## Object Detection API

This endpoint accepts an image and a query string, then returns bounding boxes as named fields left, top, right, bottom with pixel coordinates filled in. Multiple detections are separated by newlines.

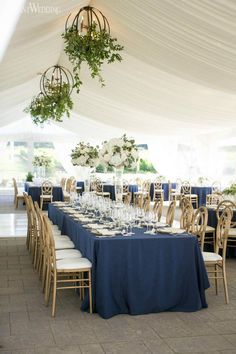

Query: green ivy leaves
left=62, top=24, right=124, bottom=93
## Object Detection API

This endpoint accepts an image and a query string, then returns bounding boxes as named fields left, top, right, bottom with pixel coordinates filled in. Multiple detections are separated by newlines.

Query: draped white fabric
left=0, top=0, right=236, bottom=135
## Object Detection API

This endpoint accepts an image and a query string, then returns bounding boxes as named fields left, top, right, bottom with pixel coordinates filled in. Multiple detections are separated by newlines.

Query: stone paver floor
left=0, top=238, right=236, bottom=354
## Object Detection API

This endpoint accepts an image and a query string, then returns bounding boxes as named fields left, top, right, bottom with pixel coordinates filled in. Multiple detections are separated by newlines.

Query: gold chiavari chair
left=40, top=180, right=53, bottom=209
left=133, top=180, right=151, bottom=205
left=216, top=200, right=236, bottom=250
left=180, top=200, right=194, bottom=232
left=43, top=215, right=92, bottom=317
left=153, top=178, right=164, bottom=201
left=153, top=198, right=163, bottom=222
left=202, top=207, right=232, bottom=304
left=206, top=181, right=222, bottom=206
left=191, top=206, right=208, bottom=251
left=95, top=178, right=110, bottom=198
left=123, top=192, right=132, bottom=205
left=60, top=177, right=66, bottom=191
left=169, top=179, right=182, bottom=202
left=13, top=177, right=24, bottom=209
left=181, top=181, right=198, bottom=208
left=166, top=201, right=176, bottom=227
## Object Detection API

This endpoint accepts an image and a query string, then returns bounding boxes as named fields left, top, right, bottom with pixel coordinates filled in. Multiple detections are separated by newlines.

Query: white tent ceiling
left=0, top=0, right=236, bottom=136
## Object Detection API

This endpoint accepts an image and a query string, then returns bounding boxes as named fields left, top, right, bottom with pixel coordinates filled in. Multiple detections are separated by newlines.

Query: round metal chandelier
left=40, top=65, right=74, bottom=97
left=65, top=6, right=110, bottom=35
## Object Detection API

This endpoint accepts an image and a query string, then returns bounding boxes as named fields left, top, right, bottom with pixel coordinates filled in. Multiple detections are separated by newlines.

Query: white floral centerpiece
left=71, top=142, right=99, bottom=167
left=99, top=134, right=139, bottom=203
left=33, top=155, right=51, bottom=179
left=99, top=134, right=139, bottom=169
left=33, top=155, right=51, bottom=167
left=71, top=142, right=99, bottom=192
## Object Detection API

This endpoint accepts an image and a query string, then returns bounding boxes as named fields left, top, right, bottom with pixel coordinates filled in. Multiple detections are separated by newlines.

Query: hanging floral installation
left=62, top=6, right=124, bottom=93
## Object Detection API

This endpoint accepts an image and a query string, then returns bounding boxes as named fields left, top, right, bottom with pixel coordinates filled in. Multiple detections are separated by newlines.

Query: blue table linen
left=48, top=204, right=209, bottom=319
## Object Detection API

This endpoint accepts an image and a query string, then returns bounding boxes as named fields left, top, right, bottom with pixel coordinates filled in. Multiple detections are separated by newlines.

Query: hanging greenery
left=62, top=23, right=124, bottom=93
left=24, top=83, right=73, bottom=125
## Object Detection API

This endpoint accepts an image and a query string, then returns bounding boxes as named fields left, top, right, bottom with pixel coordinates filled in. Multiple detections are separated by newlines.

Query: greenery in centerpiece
left=33, top=155, right=52, bottom=167
left=99, top=134, right=139, bottom=169
left=24, top=83, right=73, bottom=125
left=71, top=142, right=99, bottom=167
left=62, top=23, right=124, bottom=93
left=223, top=183, right=236, bottom=196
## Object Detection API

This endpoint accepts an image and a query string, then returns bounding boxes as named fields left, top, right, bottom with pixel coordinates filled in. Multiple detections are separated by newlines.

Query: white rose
left=103, top=153, right=111, bottom=162
left=78, top=156, right=87, bottom=165
left=110, top=154, right=122, bottom=167
left=108, top=138, right=123, bottom=149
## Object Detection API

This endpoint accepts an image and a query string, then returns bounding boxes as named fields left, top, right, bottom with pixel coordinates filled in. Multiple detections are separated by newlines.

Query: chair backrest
left=65, top=177, right=74, bottom=193
left=191, top=206, right=208, bottom=251
left=166, top=201, right=176, bottom=226
left=42, top=214, right=56, bottom=270
left=215, top=207, right=232, bottom=259
left=216, top=200, right=236, bottom=228
left=180, top=203, right=194, bottom=231
left=181, top=181, right=191, bottom=195
left=206, top=193, right=222, bottom=206
left=34, top=201, right=45, bottom=249
left=142, top=195, right=151, bottom=212
left=123, top=180, right=129, bottom=193
left=153, top=198, right=163, bottom=222
left=95, top=178, right=103, bottom=193
left=41, top=180, right=53, bottom=196
left=123, top=192, right=132, bottom=205
left=60, top=177, right=66, bottom=190
left=154, top=178, right=162, bottom=190
left=12, top=177, right=18, bottom=195
left=142, top=180, right=151, bottom=193
left=180, top=196, right=192, bottom=211
left=70, top=179, right=77, bottom=193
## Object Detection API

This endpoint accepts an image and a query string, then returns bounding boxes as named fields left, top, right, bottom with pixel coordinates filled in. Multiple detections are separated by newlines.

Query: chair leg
left=45, top=264, right=51, bottom=304
left=214, top=264, right=218, bottom=295
left=222, top=264, right=229, bottom=304
left=88, top=270, right=93, bottom=314
left=15, top=197, right=18, bottom=209
left=52, top=273, right=57, bottom=317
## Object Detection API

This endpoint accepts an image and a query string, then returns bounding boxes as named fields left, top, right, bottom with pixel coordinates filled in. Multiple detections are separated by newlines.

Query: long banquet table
left=48, top=204, right=209, bottom=319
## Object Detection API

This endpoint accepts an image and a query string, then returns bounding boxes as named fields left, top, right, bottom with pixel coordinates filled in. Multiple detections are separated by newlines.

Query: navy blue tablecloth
left=150, top=183, right=176, bottom=201
left=24, top=183, right=64, bottom=206
left=191, top=187, right=212, bottom=206
left=48, top=204, right=209, bottom=319
left=76, top=181, right=85, bottom=193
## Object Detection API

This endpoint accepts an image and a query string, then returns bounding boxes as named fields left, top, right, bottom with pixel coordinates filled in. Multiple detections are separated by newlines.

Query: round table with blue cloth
left=24, top=182, right=64, bottom=209
left=103, top=184, right=138, bottom=201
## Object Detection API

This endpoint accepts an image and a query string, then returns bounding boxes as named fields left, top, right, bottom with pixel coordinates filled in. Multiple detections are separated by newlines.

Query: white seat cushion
left=40, top=195, right=52, bottom=199
left=56, top=249, right=82, bottom=260
left=205, top=225, right=215, bottom=232
left=55, top=239, right=75, bottom=250
left=54, top=235, right=70, bottom=241
left=228, top=228, right=236, bottom=237
left=56, top=257, right=92, bottom=270
left=202, top=251, right=222, bottom=262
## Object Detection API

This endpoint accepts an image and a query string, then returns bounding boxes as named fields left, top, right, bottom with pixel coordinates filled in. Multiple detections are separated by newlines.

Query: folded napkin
left=86, top=223, right=106, bottom=229
left=93, top=229, right=119, bottom=237
left=156, top=227, right=186, bottom=234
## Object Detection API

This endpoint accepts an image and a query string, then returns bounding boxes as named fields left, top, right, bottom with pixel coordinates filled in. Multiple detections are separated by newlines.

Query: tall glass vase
left=84, top=166, right=91, bottom=193
left=114, top=166, right=124, bottom=203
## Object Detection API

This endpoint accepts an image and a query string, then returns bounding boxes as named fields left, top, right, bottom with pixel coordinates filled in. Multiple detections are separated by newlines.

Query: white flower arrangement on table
left=99, top=134, right=139, bottom=169
left=33, top=155, right=51, bottom=167
left=71, top=142, right=99, bottom=167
